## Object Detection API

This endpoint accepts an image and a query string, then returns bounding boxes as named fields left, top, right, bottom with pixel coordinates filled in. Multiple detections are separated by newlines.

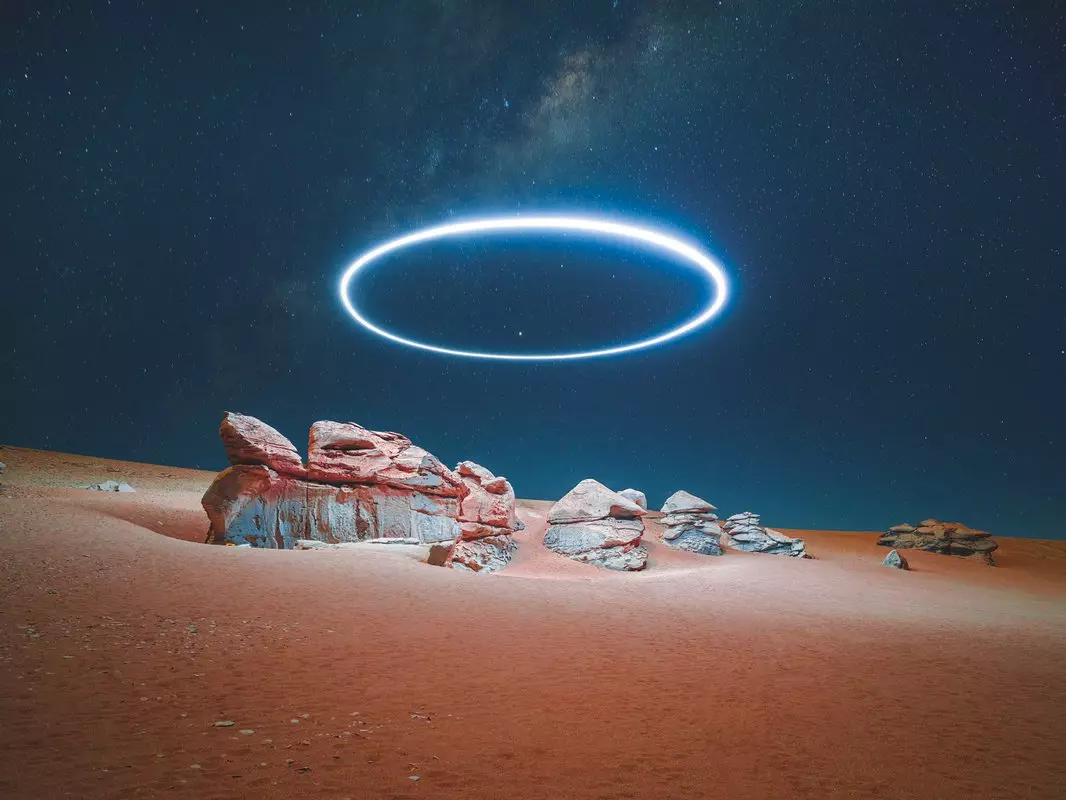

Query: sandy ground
left=1, top=445, right=1064, bottom=800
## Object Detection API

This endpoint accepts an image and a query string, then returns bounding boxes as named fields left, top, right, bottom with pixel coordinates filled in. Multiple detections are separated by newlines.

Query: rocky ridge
left=878, top=519, right=997, bottom=564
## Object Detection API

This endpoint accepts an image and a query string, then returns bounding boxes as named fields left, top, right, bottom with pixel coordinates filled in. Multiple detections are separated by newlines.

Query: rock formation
left=617, top=488, right=647, bottom=510
left=543, top=479, right=648, bottom=571
left=878, top=519, right=997, bottom=564
left=658, top=490, right=723, bottom=555
left=203, top=412, right=467, bottom=549
left=445, top=461, right=520, bottom=572
left=882, top=549, right=909, bottom=570
left=220, top=412, right=305, bottom=477
left=720, top=512, right=808, bottom=557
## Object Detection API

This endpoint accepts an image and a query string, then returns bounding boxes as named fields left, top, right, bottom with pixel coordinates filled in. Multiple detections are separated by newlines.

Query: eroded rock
left=878, top=519, right=997, bottom=564
left=721, top=512, right=808, bottom=557
left=202, top=465, right=307, bottom=549
left=307, top=421, right=465, bottom=496
left=659, top=490, right=723, bottom=555
left=548, top=478, right=646, bottom=524
left=220, top=411, right=305, bottom=477
left=544, top=480, right=647, bottom=570
left=660, top=490, right=716, bottom=516
left=445, top=461, right=520, bottom=572
left=203, top=415, right=468, bottom=547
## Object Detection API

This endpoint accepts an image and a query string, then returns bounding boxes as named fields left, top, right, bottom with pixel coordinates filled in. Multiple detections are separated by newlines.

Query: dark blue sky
left=3, top=1, right=1063, bottom=537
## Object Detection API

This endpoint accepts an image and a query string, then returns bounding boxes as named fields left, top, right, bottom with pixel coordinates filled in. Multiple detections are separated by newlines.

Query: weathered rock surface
left=307, top=421, right=465, bottom=496
left=882, top=549, right=909, bottom=570
left=457, top=461, right=518, bottom=531
left=721, top=512, right=808, bottom=557
left=450, top=535, right=519, bottom=572
left=202, top=466, right=307, bottom=549
left=87, top=480, right=135, bottom=493
left=660, top=490, right=716, bottom=516
left=219, top=411, right=305, bottom=477
left=543, top=480, right=648, bottom=570
left=658, top=490, right=723, bottom=555
left=878, top=519, right=997, bottom=564
left=617, top=488, right=647, bottom=510
left=304, top=482, right=459, bottom=545
left=548, top=478, right=647, bottom=524
left=203, top=415, right=468, bottom=548
left=444, top=460, right=520, bottom=573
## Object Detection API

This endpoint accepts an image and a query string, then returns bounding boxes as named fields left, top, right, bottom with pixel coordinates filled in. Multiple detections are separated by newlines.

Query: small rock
left=189, top=764, right=202, bottom=770
left=426, top=543, right=452, bottom=567
left=409, top=775, right=421, bottom=782
left=0, top=461, right=6, bottom=473
left=239, top=729, right=255, bottom=735
left=87, top=480, right=135, bottom=493
left=882, top=549, right=909, bottom=570
left=214, top=720, right=236, bottom=727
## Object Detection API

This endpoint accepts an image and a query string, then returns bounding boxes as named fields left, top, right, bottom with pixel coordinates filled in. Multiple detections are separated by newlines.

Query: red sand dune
left=1, top=445, right=1064, bottom=799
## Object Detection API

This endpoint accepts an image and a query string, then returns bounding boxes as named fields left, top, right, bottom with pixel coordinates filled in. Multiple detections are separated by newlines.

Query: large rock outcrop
left=446, top=461, right=520, bottom=572
left=878, top=519, right=997, bottom=564
left=203, top=414, right=466, bottom=548
left=543, top=479, right=648, bottom=571
left=658, top=490, right=723, bottom=555
left=721, top=512, right=808, bottom=557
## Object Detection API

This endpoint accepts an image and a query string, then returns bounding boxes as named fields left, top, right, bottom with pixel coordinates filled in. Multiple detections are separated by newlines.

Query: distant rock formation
left=203, top=412, right=479, bottom=552
left=878, top=519, right=997, bottom=564
left=721, top=512, right=808, bottom=557
left=445, top=461, right=520, bottom=573
left=658, top=490, right=723, bottom=555
left=617, top=488, right=647, bottom=510
left=543, top=479, right=648, bottom=571
left=882, top=549, right=909, bottom=570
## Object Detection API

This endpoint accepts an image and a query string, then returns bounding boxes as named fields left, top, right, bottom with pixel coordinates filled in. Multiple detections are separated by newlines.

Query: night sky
left=3, top=2, right=1064, bottom=537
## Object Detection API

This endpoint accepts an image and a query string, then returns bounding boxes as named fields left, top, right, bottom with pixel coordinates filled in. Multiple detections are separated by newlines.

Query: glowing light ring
left=338, top=215, right=730, bottom=361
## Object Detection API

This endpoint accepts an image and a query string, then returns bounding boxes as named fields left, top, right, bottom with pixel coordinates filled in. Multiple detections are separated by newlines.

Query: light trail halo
left=338, top=215, right=730, bottom=361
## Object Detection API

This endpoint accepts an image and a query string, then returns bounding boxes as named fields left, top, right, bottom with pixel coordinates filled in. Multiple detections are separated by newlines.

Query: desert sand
left=1, top=445, right=1064, bottom=799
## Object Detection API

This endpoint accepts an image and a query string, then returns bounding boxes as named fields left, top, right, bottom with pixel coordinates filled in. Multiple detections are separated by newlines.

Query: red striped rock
left=307, top=420, right=465, bottom=497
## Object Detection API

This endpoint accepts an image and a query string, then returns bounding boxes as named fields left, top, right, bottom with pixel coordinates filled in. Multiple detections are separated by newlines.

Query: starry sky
left=3, top=1, right=1064, bottom=537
